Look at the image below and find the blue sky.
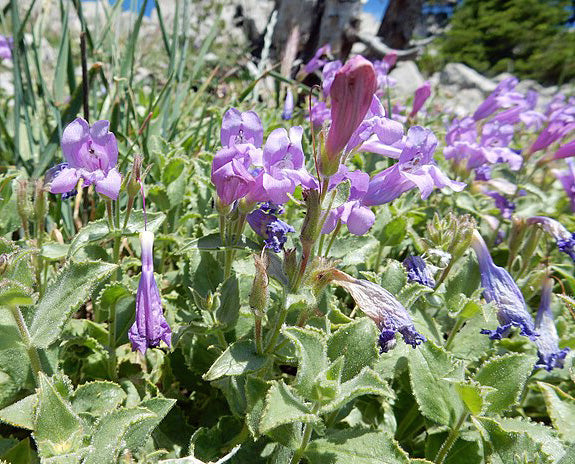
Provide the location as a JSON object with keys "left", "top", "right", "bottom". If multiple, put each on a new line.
{"left": 363, "top": 0, "right": 390, "bottom": 17}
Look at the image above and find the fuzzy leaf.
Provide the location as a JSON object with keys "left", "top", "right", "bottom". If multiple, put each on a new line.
{"left": 474, "top": 353, "right": 536, "bottom": 414}
{"left": 72, "top": 381, "right": 126, "bottom": 416}
{"left": 203, "top": 340, "right": 269, "bottom": 381}
{"left": 30, "top": 261, "right": 117, "bottom": 348}
{"left": 538, "top": 381, "right": 575, "bottom": 441}
{"left": 0, "top": 394, "right": 36, "bottom": 430}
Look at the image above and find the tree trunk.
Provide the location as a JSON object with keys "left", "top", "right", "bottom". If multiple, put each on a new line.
{"left": 377, "top": 0, "right": 423, "bottom": 49}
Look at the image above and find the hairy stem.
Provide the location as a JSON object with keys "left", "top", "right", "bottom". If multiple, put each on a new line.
{"left": 10, "top": 305, "right": 42, "bottom": 383}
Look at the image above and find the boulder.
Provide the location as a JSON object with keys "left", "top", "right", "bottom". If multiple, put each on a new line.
{"left": 440, "top": 63, "right": 496, "bottom": 95}
{"left": 388, "top": 60, "right": 425, "bottom": 96}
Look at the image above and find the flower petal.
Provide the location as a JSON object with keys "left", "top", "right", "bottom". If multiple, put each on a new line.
{"left": 94, "top": 168, "right": 122, "bottom": 200}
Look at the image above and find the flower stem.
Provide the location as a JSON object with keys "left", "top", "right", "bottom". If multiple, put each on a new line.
{"left": 444, "top": 317, "right": 464, "bottom": 351}
{"left": 323, "top": 220, "right": 341, "bottom": 257}
{"left": 108, "top": 301, "right": 118, "bottom": 380}
{"left": 290, "top": 403, "right": 320, "bottom": 464}
{"left": 254, "top": 315, "right": 263, "bottom": 354}
{"left": 264, "top": 291, "right": 288, "bottom": 353}
{"left": 122, "top": 196, "right": 135, "bottom": 230}
{"left": 106, "top": 199, "right": 114, "bottom": 231}
{"left": 9, "top": 305, "right": 42, "bottom": 383}
{"left": 435, "top": 412, "right": 468, "bottom": 464}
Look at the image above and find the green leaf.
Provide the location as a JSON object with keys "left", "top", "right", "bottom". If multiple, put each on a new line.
{"left": 83, "top": 407, "right": 156, "bottom": 464}
{"left": 327, "top": 318, "right": 379, "bottom": 382}
{"left": 558, "top": 444, "right": 575, "bottom": 464}
{"left": 30, "top": 261, "right": 118, "bottom": 348}
{"left": 0, "top": 279, "right": 34, "bottom": 307}
{"left": 216, "top": 275, "right": 240, "bottom": 330}
{"left": 33, "top": 373, "right": 83, "bottom": 458}
{"left": 72, "top": 381, "right": 127, "bottom": 416}
{"left": 0, "top": 437, "right": 37, "bottom": 464}
{"left": 283, "top": 326, "right": 329, "bottom": 399}
{"left": 305, "top": 428, "right": 410, "bottom": 464}
{"left": 320, "top": 367, "right": 392, "bottom": 414}
{"left": 474, "top": 353, "right": 536, "bottom": 414}
{"left": 0, "top": 393, "right": 36, "bottom": 429}
{"left": 123, "top": 398, "right": 176, "bottom": 452}
{"left": 203, "top": 340, "right": 269, "bottom": 381}
{"left": 331, "top": 179, "right": 351, "bottom": 209}
{"left": 259, "top": 381, "right": 319, "bottom": 435}
{"left": 538, "top": 381, "right": 575, "bottom": 441}
{"left": 473, "top": 416, "right": 553, "bottom": 464}
{"left": 41, "top": 243, "right": 70, "bottom": 261}
{"left": 408, "top": 341, "right": 466, "bottom": 426}
{"left": 452, "top": 380, "right": 493, "bottom": 416}
{"left": 189, "top": 415, "right": 243, "bottom": 462}
{"left": 379, "top": 259, "right": 408, "bottom": 295}
{"left": 379, "top": 217, "right": 407, "bottom": 246}
{"left": 245, "top": 375, "right": 271, "bottom": 438}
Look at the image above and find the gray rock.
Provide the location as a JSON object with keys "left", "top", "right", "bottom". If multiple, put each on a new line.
{"left": 440, "top": 63, "right": 496, "bottom": 94}
{"left": 388, "top": 60, "right": 425, "bottom": 96}
{"left": 439, "top": 87, "right": 484, "bottom": 118}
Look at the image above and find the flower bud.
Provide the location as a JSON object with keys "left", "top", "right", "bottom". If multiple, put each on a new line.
{"left": 283, "top": 248, "right": 298, "bottom": 287}
{"left": 127, "top": 154, "right": 143, "bottom": 198}
{"left": 34, "top": 179, "right": 46, "bottom": 226}
{"left": 249, "top": 254, "right": 269, "bottom": 316}
{"left": 299, "top": 189, "right": 322, "bottom": 249}
{"left": 16, "top": 180, "right": 31, "bottom": 237}
{"left": 321, "top": 56, "right": 376, "bottom": 177}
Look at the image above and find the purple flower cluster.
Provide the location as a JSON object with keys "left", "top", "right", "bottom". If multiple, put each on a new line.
{"left": 0, "top": 35, "right": 12, "bottom": 60}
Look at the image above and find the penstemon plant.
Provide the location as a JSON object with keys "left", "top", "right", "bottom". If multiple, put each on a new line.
{"left": 1, "top": 5, "right": 575, "bottom": 464}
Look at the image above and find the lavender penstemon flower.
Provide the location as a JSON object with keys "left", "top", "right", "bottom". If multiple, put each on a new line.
{"left": 409, "top": 81, "right": 431, "bottom": 119}
{"left": 0, "top": 35, "right": 13, "bottom": 60}
{"left": 45, "top": 118, "right": 122, "bottom": 200}
{"left": 526, "top": 216, "right": 575, "bottom": 262}
{"left": 534, "top": 277, "right": 569, "bottom": 371}
{"left": 364, "top": 126, "right": 466, "bottom": 206}
{"left": 129, "top": 230, "right": 172, "bottom": 354}
{"left": 552, "top": 159, "right": 575, "bottom": 211}
{"left": 247, "top": 202, "right": 295, "bottom": 252}
{"left": 281, "top": 89, "right": 294, "bottom": 120}
{"left": 220, "top": 107, "right": 264, "bottom": 148}
{"left": 470, "top": 230, "right": 538, "bottom": 340}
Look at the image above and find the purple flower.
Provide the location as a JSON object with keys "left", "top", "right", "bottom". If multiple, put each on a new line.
{"left": 475, "top": 165, "right": 492, "bottom": 181}
{"left": 321, "top": 60, "right": 343, "bottom": 96}
{"left": 526, "top": 216, "right": 575, "bottom": 263}
{"left": 129, "top": 231, "right": 172, "bottom": 354}
{"left": 247, "top": 126, "right": 317, "bottom": 204}
{"left": 247, "top": 202, "right": 295, "bottom": 252}
{"left": 364, "top": 126, "right": 466, "bottom": 206}
{"left": 0, "top": 35, "right": 13, "bottom": 60}
{"left": 534, "top": 277, "right": 569, "bottom": 371}
{"left": 322, "top": 165, "right": 374, "bottom": 236}
{"left": 304, "top": 43, "right": 331, "bottom": 73}
{"left": 552, "top": 138, "right": 575, "bottom": 160}
{"left": 483, "top": 190, "right": 515, "bottom": 219}
{"left": 281, "top": 89, "right": 294, "bottom": 120}
{"left": 220, "top": 108, "right": 264, "bottom": 148}
{"left": 529, "top": 103, "right": 575, "bottom": 155}
{"left": 330, "top": 271, "right": 426, "bottom": 353}
{"left": 403, "top": 256, "right": 435, "bottom": 288}
{"left": 409, "top": 81, "right": 431, "bottom": 119}
{"left": 470, "top": 231, "right": 538, "bottom": 341}
{"left": 552, "top": 159, "right": 575, "bottom": 211}
{"left": 323, "top": 56, "right": 377, "bottom": 174}
{"left": 473, "top": 76, "right": 518, "bottom": 121}
{"left": 310, "top": 98, "right": 330, "bottom": 130}
{"left": 211, "top": 143, "right": 261, "bottom": 206}
{"left": 45, "top": 118, "right": 121, "bottom": 200}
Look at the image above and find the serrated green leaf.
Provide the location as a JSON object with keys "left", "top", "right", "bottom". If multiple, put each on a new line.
{"left": 40, "top": 243, "right": 70, "bottom": 261}
{"left": 123, "top": 398, "right": 176, "bottom": 452}
{"left": 33, "top": 373, "right": 83, "bottom": 458}
{"left": 331, "top": 179, "right": 351, "bottom": 209}
{"left": 0, "top": 394, "right": 36, "bottom": 429}
{"left": 0, "top": 279, "right": 34, "bottom": 307}
{"left": 283, "top": 326, "right": 329, "bottom": 399}
{"left": 203, "top": 340, "right": 269, "bottom": 381}
{"left": 452, "top": 380, "right": 493, "bottom": 416}
{"left": 30, "top": 261, "right": 118, "bottom": 348}
{"left": 216, "top": 275, "right": 240, "bottom": 330}
{"left": 72, "top": 381, "right": 126, "bottom": 416}
{"left": 245, "top": 375, "right": 271, "bottom": 438}
{"left": 327, "top": 318, "right": 379, "bottom": 382}
{"left": 83, "top": 407, "right": 156, "bottom": 464}
{"left": 473, "top": 416, "right": 553, "bottom": 464}
{"left": 409, "top": 341, "right": 466, "bottom": 426}
{"left": 538, "top": 381, "right": 575, "bottom": 441}
{"left": 474, "top": 353, "right": 536, "bottom": 414}
{"left": 379, "top": 217, "right": 407, "bottom": 246}
{"left": 305, "top": 428, "right": 410, "bottom": 464}
{"left": 259, "top": 381, "right": 319, "bottom": 435}
{"left": 320, "top": 367, "right": 392, "bottom": 414}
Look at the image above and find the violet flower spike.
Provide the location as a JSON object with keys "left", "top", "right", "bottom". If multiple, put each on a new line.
{"left": 129, "top": 231, "right": 172, "bottom": 354}
{"left": 470, "top": 230, "right": 538, "bottom": 341}
{"left": 45, "top": 118, "right": 121, "bottom": 200}
{"left": 534, "top": 277, "right": 569, "bottom": 371}
{"left": 526, "top": 216, "right": 575, "bottom": 263}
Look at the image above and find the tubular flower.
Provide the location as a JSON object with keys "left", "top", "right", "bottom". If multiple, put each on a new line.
{"left": 220, "top": 107, "right": 264, "bottom": 148}
{"left": 328, "top": 269, "right": 425, "bottom": 353}
{"left": 534, "top": 278, "right": 570, "bottom": 371}
{"left": 304, "top": 43, "right": 331, "bottom": 73}
{"left": 473, "top": 76, "right": 518, "bottom": 121}
{"left": 129, "top": 231, "right": 172, "bottom": 354}
{"left": 403, "top": 256, "right": 435, "bottom": 288}
{"left": 281, "top": 89, "right": 294, "bottom": 120}
{"left": 409, "top": 81, "right": 431, "bottom": 119}
{"left": 526, "top": 216, "right": 575, "bottom": 262}
{"left": 552, "top": 159, "right": 575, "bottom": 211}
{"left": 470, "top": 231, "right": 538, "bottom": 341}
{"left": 322, "top": 55, "right": 377, "bottom": 175}
{"left": 46, "top": 118, "right": 121, "bottom": 200}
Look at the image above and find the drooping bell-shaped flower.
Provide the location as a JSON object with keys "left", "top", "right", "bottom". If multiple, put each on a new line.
{"left": 247, "top": 202, "right": 295, "bottom": 253}
{"left": 45, "top": 118, "right": 121, "bottom": 200}
{"left": 534, "top": 277, "right": 570, "bottom": 371}
{"left": 470, "top": 230, "right": 538, "bottom": 340}
{"left": 129, "top": 231, "right": 172, "bottom": 354}
{"left": 328, "top": 269, "right": 426, "bottom": 353}
{"left": 322, "top": 56, "right": 377, "bottom": 176}
{"left": 526, "top": 216, "right": 575, "bottom": 262}
{"left": 403, "top": 255, "right": 436, "bottom": 288}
